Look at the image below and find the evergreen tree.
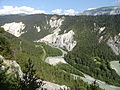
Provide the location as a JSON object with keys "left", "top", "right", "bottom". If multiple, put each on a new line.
{"left": 20, "top": 58, "right": 44, "bottom": 90}
{"left": 0, "top": 58, "right": 20, "bottom": 90}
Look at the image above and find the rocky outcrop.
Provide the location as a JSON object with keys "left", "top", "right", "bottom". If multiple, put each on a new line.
{"left": 37, "top": 80, "right": 70, "bottom": 90}
{"left": 49, "top": 16, "right": 65, "bottom": 28}
{"left": 35, "top": 16, "right": 77, "bottom": 51}
{"left": 99, "top": 27, "right": 105, "bottom": 34}
{"left": 38, "top": 30, "right": 77, "bottom": 51}
{"left": 1, "top": 22, "right": 26, "bottom": 37}
{"left": 0, "top": 55, "right": 23, "bottom": 78}
{"left": 107, "top": 34, "right": 120, "bottom": 55}
{"left": 34, "top": 26, "right": 41, "bottom": 32}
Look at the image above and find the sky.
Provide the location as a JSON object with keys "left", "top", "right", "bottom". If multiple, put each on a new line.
{"left": 0, "top": 0, "right": 120, "bottom": 15}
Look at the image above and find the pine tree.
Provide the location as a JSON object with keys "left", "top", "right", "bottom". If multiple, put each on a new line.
{"left": 0, "top": 58, "right": 20, "bottom": 90}
{"left": 20, "top": 58, "right": 44, "bottom": 90}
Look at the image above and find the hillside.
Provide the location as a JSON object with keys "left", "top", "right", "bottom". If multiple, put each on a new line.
{"left": 0, "top": 13, "right": 120, "bottom": 89}
{"left": 0, "top": 27, "right": 98, "bottom": 90}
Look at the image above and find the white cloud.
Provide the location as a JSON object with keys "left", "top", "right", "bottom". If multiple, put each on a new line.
{"left": 52, "top": 9, "right": 62, "bottom": 14}
{"left": 87, "top": 8, "right": 96, "bottom": 10}
{"left": 0, "top": 6, "right": 46, "bottom": 15}
{"left": 64, "top": 9, "right": 78, "bottom": 15}
{"left": 0, "top": 6, "right": 79, "bottom": 16}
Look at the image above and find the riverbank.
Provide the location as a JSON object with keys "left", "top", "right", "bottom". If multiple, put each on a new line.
{"left": 44, "top": 44, "right": 120, "bottom": 90}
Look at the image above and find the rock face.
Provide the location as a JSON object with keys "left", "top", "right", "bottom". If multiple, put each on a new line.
{"left": 80, "top": 6, "right": 120, "bottom": 15}
{"left": 38, "top": 81, "right": 70, "bottom": 90}
{"left": 34, "top": 26, "right": 41, "bottom": 32}
{"left": 99, "top": 27, "right": 105, "bottom": 34}
{"left": 49, "top": 16, "right": 64, "bottom": 28}
{"left": 0, "top": 55, "right": 23, "bottom": 78}
{"left": 38, "top": 30, "right": 77, "bottom": 51}
{"left": 36, "top": 16, "right": 76, "bottom": 51}
{"left": 107, "top": 34, "right": 120, "bottom": 55}
{"left": 94, "top": 23, "right": 120, "bottom": 55}
{"left": 1, "top": 22, "right": 26, "bottom": 37}
{"left": 35, "top": 16, "right": 77, "bottom": 51}
{"left": 93, "top": 23, "right": 120, "bottom": 55}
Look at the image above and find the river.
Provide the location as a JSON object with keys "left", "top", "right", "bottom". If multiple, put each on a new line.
{"left": 45, "top": 44, "right": 120, "bottom": 90}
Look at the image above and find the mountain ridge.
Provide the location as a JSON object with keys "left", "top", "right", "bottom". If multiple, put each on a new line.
{"left": 79, "top": 6, "right": 120, "bottom": 15}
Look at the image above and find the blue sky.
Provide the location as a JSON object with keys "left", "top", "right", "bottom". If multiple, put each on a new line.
{"left": 0, "top": 0, "right": 119, "bottom": 15}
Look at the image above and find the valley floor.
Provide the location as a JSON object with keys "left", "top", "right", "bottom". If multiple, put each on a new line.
{"left": 44, "top": 44, "right": 120, "bottom": 90}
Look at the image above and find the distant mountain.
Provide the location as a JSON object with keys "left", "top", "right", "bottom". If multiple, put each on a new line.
{"left": 79, "top": 6, "right": 120, "bottom": 15}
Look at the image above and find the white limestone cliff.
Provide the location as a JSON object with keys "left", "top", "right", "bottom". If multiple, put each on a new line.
{"left": 35, "top": 16, "right": 76, "bottom": 51}
{"left": 99, "top": 27, "right": 105, "bottom": 34}
{"left": 36, "top": 30, "right": 77, "bottom": 51}
{"left": 107, "top": 34, "right": 120, "bottom": 55}
{"left": 0, "top": 55, "right": 23, "bottom": 79}
{"left": 1, "top": 22, "right": 26, "bottom": 37}
{"left": 34, "top": 26, "right": 41, "bottom": 32}
{"left": 37, "top": 80, "right": 70, "bottom": 90}
{"left": 49, "top": 16, "right": 65, "bottom": 28}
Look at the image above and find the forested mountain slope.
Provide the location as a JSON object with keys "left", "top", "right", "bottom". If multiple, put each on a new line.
{"left": 63, "top": 15, "right": 120, "bottom": 86}
{"left": 0, "top": 14, "right": 120, "bottom": 88}
{"left": 0, "top": 27, "right": 97, "bottom": 90}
